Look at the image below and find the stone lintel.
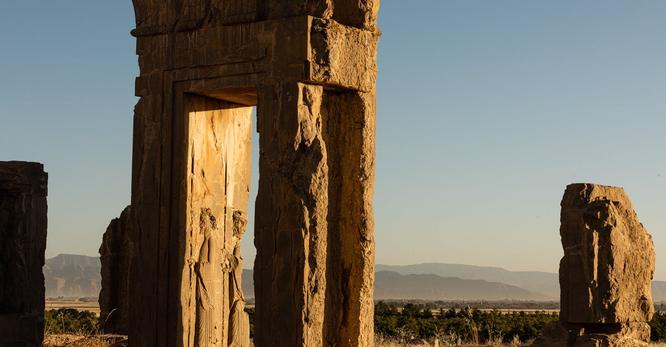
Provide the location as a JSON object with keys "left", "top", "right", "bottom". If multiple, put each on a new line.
{"left": 133, "top": 16, "right": 378, "bottom": 98}
{"left": 131, "top": 0, "right": 379, "bottom": 36}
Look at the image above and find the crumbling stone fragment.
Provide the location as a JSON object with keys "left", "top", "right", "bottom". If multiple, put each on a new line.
{"left": 534, "top": 183, "right": 655, "bottom": 347}
{"left": 99, "top": 205, "right": 133, "bottom": 334}
{"left": 0, "top": 161, "right": 48, "bottom": 347}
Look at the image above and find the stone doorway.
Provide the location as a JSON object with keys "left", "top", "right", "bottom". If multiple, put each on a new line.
{"left": 179, "top": 93, "right": 254, "bottom": 345}
{"left": 127, "top": 2, "right": 380, "bottom": 345}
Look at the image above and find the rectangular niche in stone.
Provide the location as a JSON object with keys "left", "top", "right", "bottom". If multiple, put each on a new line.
{"left": 0, "top": 161, "right": 48, "bottom": 347}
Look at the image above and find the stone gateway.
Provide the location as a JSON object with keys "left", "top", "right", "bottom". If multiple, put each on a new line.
{"left": 127, "top": 1, "right": 380, "bottom": 346}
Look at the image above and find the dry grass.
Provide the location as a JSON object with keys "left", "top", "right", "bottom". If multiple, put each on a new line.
{"left": 43, "top": 334, "right": 126, "bottom": 347}
{"left": 375, "top": 335, "right": 524, "bottom": 346}
{"left": 41, "top": 335, "right": 666, "bottom": 347}
{"left": 376, "top": 338, "right": 666, "bottom": 346}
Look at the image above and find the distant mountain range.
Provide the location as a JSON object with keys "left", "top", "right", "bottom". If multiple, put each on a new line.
{"left": 44, "top": 255, "right": 666, "bottom": 302}
{"left": 374, "top": 271, "right": 551, "bottom": 300}
{"left": 376, "top": 263, "right": 560, "bottom": 299}
{"left": 44, "top": 254, "right": 101, "bottom": 298}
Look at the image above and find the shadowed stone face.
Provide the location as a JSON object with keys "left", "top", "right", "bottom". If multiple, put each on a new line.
{"left": 0, "top": 161, "right": 47, "bottom": 347}
{"left": 99, "top": 206, "right": 133, "bottom": 334}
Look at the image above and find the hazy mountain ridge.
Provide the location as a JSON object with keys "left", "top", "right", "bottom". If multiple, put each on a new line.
{"left": 241, "top": 269, "right": 547, "bottom": 300}
{"left": 44, "top": 254, "right": 100, "bottom": 298}
{"left": 44, "top": 255, "right": 666, "bottom": 302}
{"left": 376, "top": 263, "right": 560, "bottom": 299}
{"left": 376, "top": 263, "right": 666, "bottom": 302}
{"left": 374, "top": 271, "right": 549, "bottom": 300}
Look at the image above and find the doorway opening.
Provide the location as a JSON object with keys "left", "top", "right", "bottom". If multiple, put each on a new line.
{"left": 180, "top": 90, "right": 258, "bottom": 342}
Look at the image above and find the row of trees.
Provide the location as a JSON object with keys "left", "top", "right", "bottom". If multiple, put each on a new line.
{"left": 375, "top": 302, "right": 557, "bottom": 344}
{"left": 43, "top": 304, "right": 666, "bottom": 344}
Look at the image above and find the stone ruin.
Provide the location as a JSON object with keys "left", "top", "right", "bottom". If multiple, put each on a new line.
{"left": 0, "top": 3, "right": 661, "bottom": 347}
{"left": 99, "top": 205, "right": 133, "bottom": 334}
{"left": 534, "top": 183, "right": 655, "bottom": 347}
{"left": 0, "top": 162, "right": 48, "bottom": 347}
{"left": 104, "top": 0, "right": 382, "bottom": 346}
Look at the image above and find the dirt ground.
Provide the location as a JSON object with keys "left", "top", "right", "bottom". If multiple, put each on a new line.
{"left": 43, "top": 335, "right": 126, "bottom": 347}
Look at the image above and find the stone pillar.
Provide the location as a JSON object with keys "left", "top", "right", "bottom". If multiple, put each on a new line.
{"left": 99, "top": 205, "right": 133, "bottom": 334}
{"left": 128, "top": 1, "right": 379, "bottom": 346}
{"left": 535, "top": 183, "right": 655, "bottom": 347}
{"left": 254, "top": 83, "right": 375, "bottom": 346}
{"left": 0, "top": 161, "right": 48, "bottom": 347}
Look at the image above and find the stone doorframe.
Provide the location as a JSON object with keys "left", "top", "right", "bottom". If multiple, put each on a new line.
{"left": 129, "top": 2, "right": 380, "bottom": 346}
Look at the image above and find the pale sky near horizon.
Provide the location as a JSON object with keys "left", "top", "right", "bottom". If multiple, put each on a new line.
{"left": 1, "top": 2, "right": 665, "bottom": 278}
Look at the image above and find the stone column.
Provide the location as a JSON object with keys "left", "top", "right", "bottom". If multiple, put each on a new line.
{"left": 0, "top": 161, "right": 48, "bottom": 347}
{"left": 534, "top": 183, "right": 655, "bottom": 347}
{"left": 253, "top": 83, "right": 329, "bottom": 346}
{"left": 254, "top": 83, "right": 375, "bottom": 347}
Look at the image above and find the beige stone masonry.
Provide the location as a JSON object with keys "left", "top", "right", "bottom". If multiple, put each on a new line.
{"left": 127, "top": 1, "right": 380, "bottom": 346}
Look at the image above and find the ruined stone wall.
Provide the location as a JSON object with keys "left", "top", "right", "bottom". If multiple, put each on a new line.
{"left": 99, "top": 205, "right": 133, "bottom": 334}
{"left": 0, "top": 161, "right": 47, "bottom": 347}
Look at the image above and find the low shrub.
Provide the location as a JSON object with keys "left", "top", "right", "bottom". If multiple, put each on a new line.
{"left": 44, "top": 308, "right": 99, "bottom": 335}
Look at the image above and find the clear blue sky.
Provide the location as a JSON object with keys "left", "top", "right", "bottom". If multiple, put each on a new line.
{"left": 1, "top": 1, "right": 665, "bottom": 278}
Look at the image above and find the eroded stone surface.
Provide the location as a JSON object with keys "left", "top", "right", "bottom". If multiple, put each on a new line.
{"left": 129, "top": 1, "right": 379, "bottom": 346}
{"left": 99, "top": 206, "right": 133, "bottom": 334}
{"left": 0, "top": 161, "right": 48, "bottom": 347}
{"left": 560, "top": 184, "right": 655, "bottom": 326}
{"left": 180, "top": 95, "right": 252, "bottom": 347}
{"left": 253, "top": 83, "right": 376, "bottom": 347}
{"left": 534, "top": 183, "right": 655, "bottom": 347}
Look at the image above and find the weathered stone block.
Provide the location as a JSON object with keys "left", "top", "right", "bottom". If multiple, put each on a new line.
{"left": 262, "top": 0, "right": 380, "bottom": 30}
{"left": 99, "top": 205, "right": 133, "bottom": 334}
{"left": 560, "top": 184, "right": 655, "bottom": 325}
{"left": 534, "top": 183, "right": 655, "bottom": 347}
{"left": 0, "top": 161, "right": 47, "bottom": 347}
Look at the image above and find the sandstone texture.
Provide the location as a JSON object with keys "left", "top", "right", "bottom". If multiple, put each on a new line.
{"left": 534, "top": 183, "right": 655, "bottom": 347}
{"left": 180, "top": 95, "right": 252, "bottom": 347}
{"left": 128, "top": 0, "right": 379, "bottom": 345}
{"left": 99, "top": 205, "right": 133, "bottom": 334}
{"left": 0, "top": 161, "right": 48, "bottom": 347}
